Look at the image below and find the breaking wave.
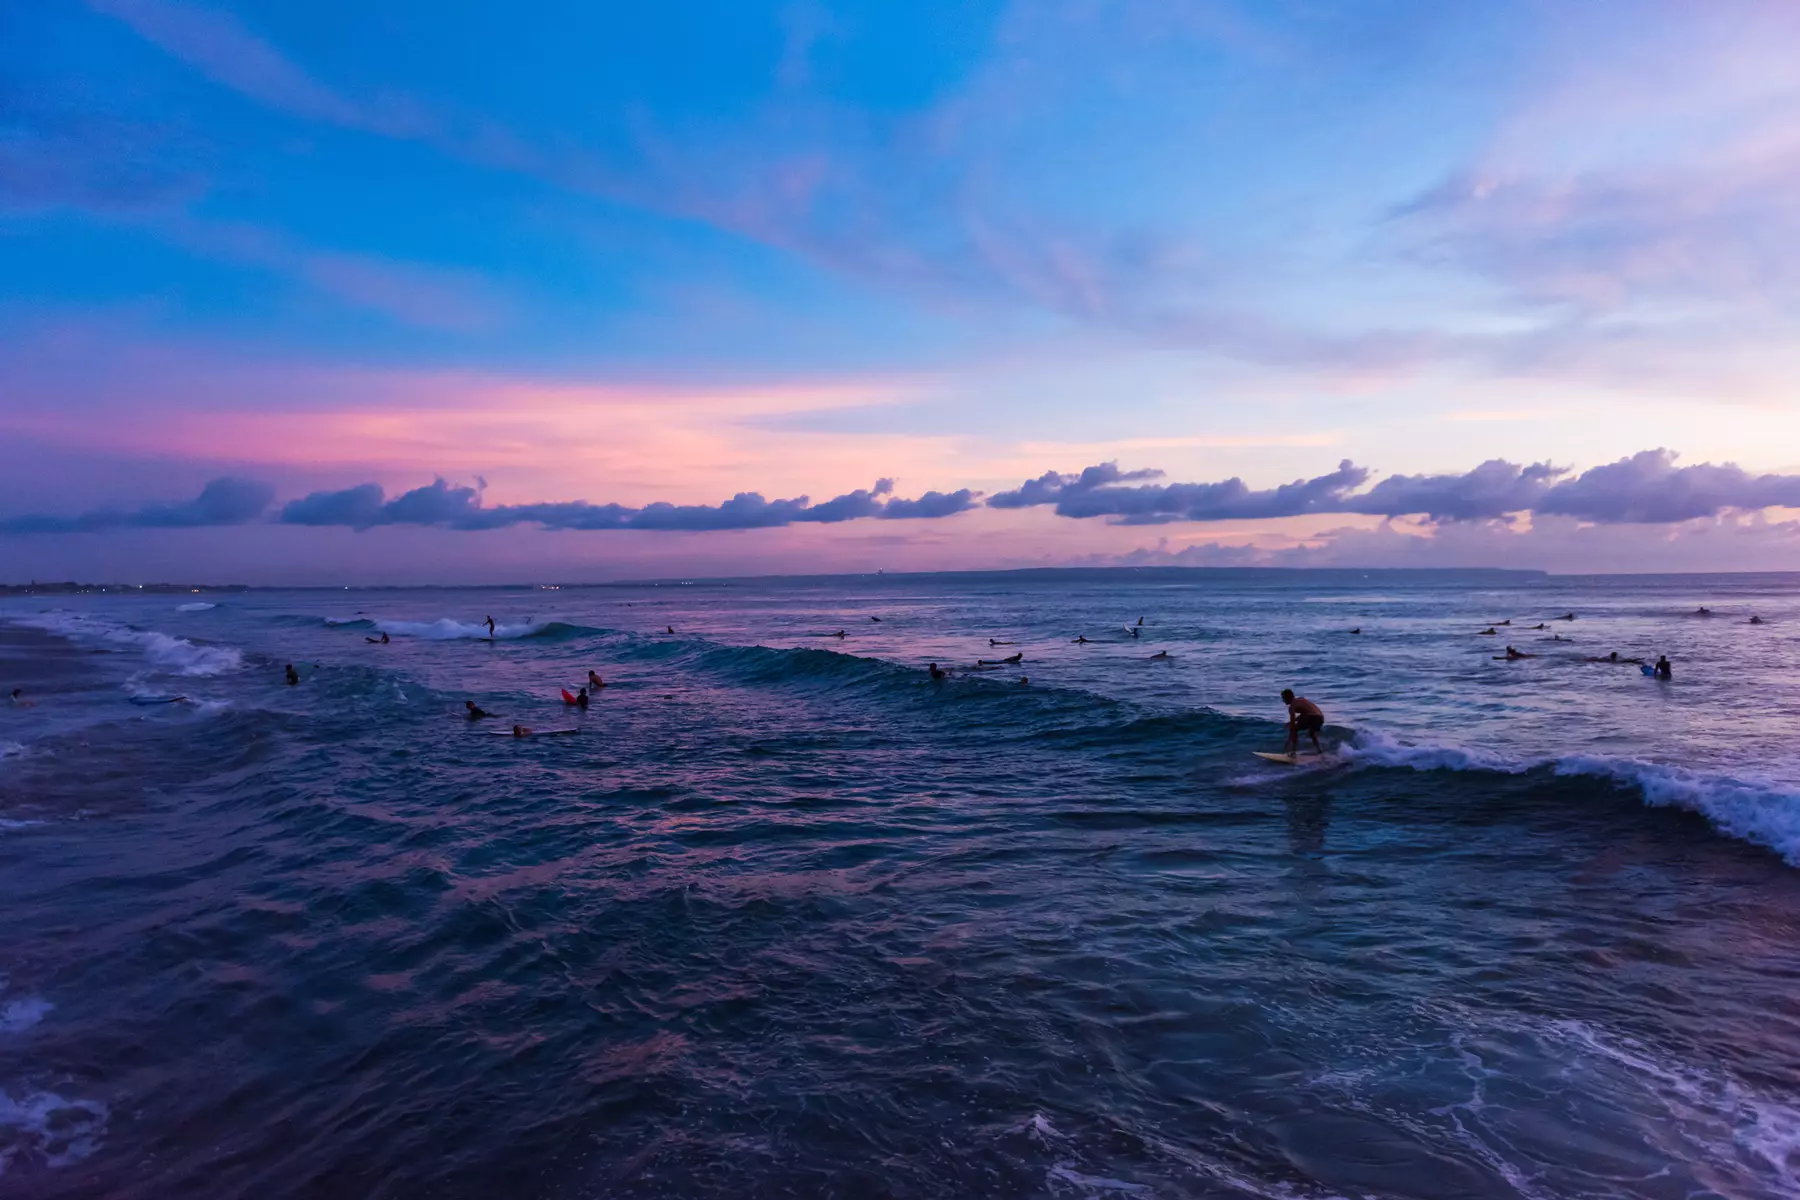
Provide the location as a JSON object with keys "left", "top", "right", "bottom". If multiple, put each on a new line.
{"left": 1343, "top": 730, "right": 1800, "bottom": 866}
{"left": 8, "top": 612, "right": 242, "bottom": 677}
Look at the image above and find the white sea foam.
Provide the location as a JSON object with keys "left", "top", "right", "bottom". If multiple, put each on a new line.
{"left": 1046, "top": 1165, "right": 1152, "bottom": 1193}
{"left": 0, "top": 1088, "right": 107, "bottom": 1175}
{"left": 381, "top": 617, "right": 555, "bottom": 641}
{"left": 0, "top": 998, "right": 51, "bottom": 1034}
{"left": 0, "top": 742, "right": 27, "bottom": 762}
{"left": 0, "top": 818, "right": 46, "bottom": 831}
{"left": 12, "top": 612, "right": 242, "bottom": 676}
{"left": 175, "top": 601, "right": 216, "bottom": 612}
{"left": 1343, "top": 730, "right": 1800, "bottom": 865}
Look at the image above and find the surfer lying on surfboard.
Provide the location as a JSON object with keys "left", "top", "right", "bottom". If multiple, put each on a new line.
{"left": 1282, "top": 689, "right": 1325, "bottom": 756}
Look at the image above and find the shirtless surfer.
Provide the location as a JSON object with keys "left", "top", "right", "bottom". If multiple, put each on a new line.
{"left": 1281, "top": 690, "right": 1325, "bottom": 756}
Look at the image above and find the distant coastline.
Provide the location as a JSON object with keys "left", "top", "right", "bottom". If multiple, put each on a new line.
{"left": 0, "top": 582, "right": 251, "bottom": 596}
{"left": 9, "top": 566, "right": 1800, "bottom": 592}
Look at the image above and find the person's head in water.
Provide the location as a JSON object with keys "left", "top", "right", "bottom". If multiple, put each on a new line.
{"left": 1281, "top": 689, "right": 1295, "bottom": 703}
{"left": 285, "top": 663, "right": 299, "bottom": 685}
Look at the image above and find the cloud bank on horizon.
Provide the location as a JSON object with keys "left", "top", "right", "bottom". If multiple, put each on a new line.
{"left": 5, "top": 1, "right": 1800, "bottom": 577}
{"left": 8, "top": 452, "right": 1798, "bottom": 542}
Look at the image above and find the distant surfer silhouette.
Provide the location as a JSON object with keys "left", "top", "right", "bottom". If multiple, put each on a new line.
{"left": 285, "top": 663, "right": 299, "bottom": 686}
{"left": 485, "top": 615, "right": 496, "bottom": 639}
{"left": 465, "top": 700, "right": 493, "bottom": 720}
{"left": 928, "top": 663, "right": 946, "bottom": 680}
{"left": 588, "top": 670, "right": 606, "bottom": 689}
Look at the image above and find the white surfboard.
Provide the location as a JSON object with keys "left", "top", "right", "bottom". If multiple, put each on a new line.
{"left": 1252, "top": 751, "right": 1300, "bottom": 764}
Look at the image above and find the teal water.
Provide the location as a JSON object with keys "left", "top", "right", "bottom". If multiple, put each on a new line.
{"left": 2, "top": 570, "right": 1798, "bottom": 1197}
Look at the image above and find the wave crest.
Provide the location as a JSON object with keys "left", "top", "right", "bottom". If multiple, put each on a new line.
{"left": 1345, "top": 731, "right": 1800, "bottom": 865}
{"left": 10, "top": 613, "right": 242, "bottom": 677}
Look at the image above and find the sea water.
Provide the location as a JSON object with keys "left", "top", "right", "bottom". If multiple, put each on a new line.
{"left": 1, "top": 569, "right": 1797, "bottom": 1197}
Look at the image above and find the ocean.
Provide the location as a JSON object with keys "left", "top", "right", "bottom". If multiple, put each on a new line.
{"left": 1, "top": 569, "right": 1797, "bottom": 1198}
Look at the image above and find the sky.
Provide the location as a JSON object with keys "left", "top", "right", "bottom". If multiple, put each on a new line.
{"left": 5, "top": 0, "right": 1800, "bottom": 583}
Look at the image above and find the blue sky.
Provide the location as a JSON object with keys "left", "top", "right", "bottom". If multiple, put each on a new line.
{"left": 5, "top": 0, "right": 1800, "bottom": 581}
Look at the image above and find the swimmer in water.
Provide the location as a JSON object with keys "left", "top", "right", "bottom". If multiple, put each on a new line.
{"left": 833, "top": 630, "right": 846, "bottom": 639}
{"left": 1137, "top": 617, "right": 1144, "bottom": 627}
{"left": 1529, "top": 623, "right": 1547, "bottom": 630}
{"left": 1001, "top": 652, "right": 1022, "bottom": 664}
{"left": 1130, "top": 627, "right": 1140, "bottom": 638}
{"left": 871, "top": 616, "right": 882, "bottom": 622}
{"left": 1150, "top": 650, "right": 1170, "bottom": 659}
{"left": 1695, "top": 606, "right": 1712, "bottom": 616}
{"left": 1477, "top": 627, "right": 1497, "bottom": 636}
{"left": 576, "top": 687, "right": 589, "bottom": 710}
{"left": 364, "top": 632, "right": 390, "bottom": 644}
{"left": 285, "top": 663, "right": 299, "bottom": 686}
{"left": 465, "top": 700, "right": 494, "bottom": 720}
{"left": 1559, "top": 613, "right": 1575, "bottom": 621}
{"left": 666, "top": 626, "right": 675, "bottom": 635}
{"left": 1500, "top": 646, "right": 1533, "bottom": 660}
{"left": 511, "top": 724, "right": 532, "bottom": 738}
{"left": 1750, "top": 615, "right": 1765, "bottom": 625}
{"left": 989, "top": 639, "right": 1014, "bottom": 646}
{"left": 1655, "top": 655, "right": 1672, "bottom": 680}
{"left": 9, "top": 688, "right": 34, "bottom": 707}
{"left": 1281, "top": 690, "right": 1325, "bottom": 756}
{"left": 1496, "top": 619, "right": 1512, "bottom": 626}
{"left": 928, "top": 663, "right": 947, "bottom": 680}
{"left": 1349, "top": 627, "right": 1361, "bottom": 635}
{"left": 1073, "top": 635, "right": 1090, "bottom": 644}
{"left": 1018, "top": 676, "right": 1029, "bottom": 685}
{"left": 588, "top": 670, "right": 605, "bottom": 689}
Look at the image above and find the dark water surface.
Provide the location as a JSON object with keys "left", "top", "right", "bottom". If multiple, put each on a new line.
{"left": 2, "top": 571, "right": 1798, "bottom": 1198}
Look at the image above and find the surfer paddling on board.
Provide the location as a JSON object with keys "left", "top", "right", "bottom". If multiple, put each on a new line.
{"left": 465, "top": 700, "right": 494, "bottom": 720}
{"left": 1281, "top": 690, "right": 1325, "bottom": 756}
{"left": 588, "top": 670, "right": 606, "bottom": 689}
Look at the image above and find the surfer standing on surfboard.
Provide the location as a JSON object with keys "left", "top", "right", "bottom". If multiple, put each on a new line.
{"left": 1281, "top": 689, "right": 1325, "bottom": 756}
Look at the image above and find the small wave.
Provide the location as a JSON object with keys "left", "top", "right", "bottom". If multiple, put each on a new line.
{"left": 0, "top": 997, "right": 50, "bottom": 1034}
{"left": 1343, "top": 731, "right": 1800, "bottom": 865}
{"left": 0, "top": 1087, "right": 107, "bottom": 1175}
{"left": 175, "top": 601, "right": 216, "bottom": 612}
{"left": 321, "top": 616, "right": 374, "bottom": 628}
{"left": 12, "top": 613, "right": 241, "bottom": 677}
{"left": 377, "top": 617, "right": 592, "bottom": 641}
{"left": 0, "top": 742, "right": 27, "bottom": 762}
